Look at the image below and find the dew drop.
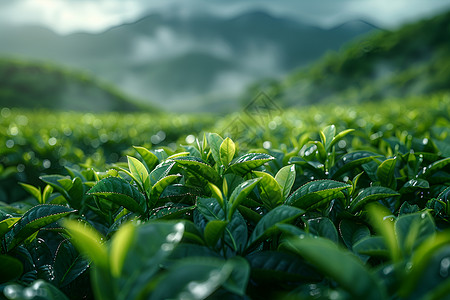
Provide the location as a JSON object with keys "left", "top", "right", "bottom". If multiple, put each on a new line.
{"left": 440, "top": 257, "right": 450, "bottom": 278}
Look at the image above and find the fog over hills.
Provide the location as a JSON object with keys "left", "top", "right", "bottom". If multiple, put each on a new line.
{"left": 0, "top": 10, "right": 378, "bottom": 112}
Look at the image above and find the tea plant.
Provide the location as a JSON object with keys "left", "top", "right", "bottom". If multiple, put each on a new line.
{"left": 0, "top": 122, "right": 449, "bottom": 299}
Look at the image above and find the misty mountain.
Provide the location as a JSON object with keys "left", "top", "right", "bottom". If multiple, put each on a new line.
{"left": 252, "top": 10, "right": 450, "bottom": 107}
{"left": 0, "top": 10, "right": 377, "bottom": 112}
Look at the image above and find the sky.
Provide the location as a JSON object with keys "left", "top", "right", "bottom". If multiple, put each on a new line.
{"left": 1, "top": 0, "right": 450, "bottom": 34}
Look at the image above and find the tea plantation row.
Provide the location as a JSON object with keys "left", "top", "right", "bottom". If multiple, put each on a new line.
{"left": 0, "top": 93, "right": 449, "bottom": 299}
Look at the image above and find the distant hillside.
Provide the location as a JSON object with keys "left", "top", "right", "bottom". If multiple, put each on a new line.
{"left": 0, "top": 59, "right": 152, "bottom": 112}
{"left": 254, "top": 10, "right": 450, "bottom": 106}
{"left": 0, "top": 10, "right": 377, "bottom": 112}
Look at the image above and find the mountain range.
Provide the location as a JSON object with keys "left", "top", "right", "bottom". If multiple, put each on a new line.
{"left": 0, "top": 10, "right": 378, "bottom": 112}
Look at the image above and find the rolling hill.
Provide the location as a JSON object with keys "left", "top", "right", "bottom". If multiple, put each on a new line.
{"left": 0, "top": 59, "right": 152, "bottom": 112}
{"left": 252, "top": 10, "right": 450, "bottom": 107}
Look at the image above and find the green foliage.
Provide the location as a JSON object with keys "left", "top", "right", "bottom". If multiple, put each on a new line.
{"left": 1, "top": 107, "right": 450, "bottom": 299}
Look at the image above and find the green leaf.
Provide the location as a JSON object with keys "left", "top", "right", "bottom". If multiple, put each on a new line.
{"left": 133, "top": 146, "right": 159, "bottom": 171}
{"left": 42, "top": 184, "right": 54, "bottom": 204}
{"left": 376, "top": 157, "right": 397, "bottom": 189}
{"left": 173, "top": 156, "right": 220, "bottom": 184}
{"left": 0, "top": 255, "right": 23, "bottom": 283}
{"left": 395, "top": 211, "right": 435, "bottom": 256}
{"left": 110, "top": 222, "right": 136, "bottom": 277}
{"left": 419, "top": 157, "right": 450, "bottom": 178}
{"left": 207, "top": 133, "right": 224, "bottom": 166}
{"left": 284, "top": 235, "right": 386, "bottom": 300}
{"left": 247, "top": 205, "right": 304, "bottom": 250}
{"left": 275, "top": 165, "right": 296, "bottom": 200}
{"left": 228, "top": 178, "right": 261, "bottom": 220}
{"left": 0, "top": 217, "right": 20, "bottom": 239}
{"left": 353, "top": 236, "right": 389, "bottom": 257}
{"left": 127, "top": 156, "right": 150, "bottom": 193}
{"left": 149, "top": 257, "right": 233, "bottom": 300}
{"left": 88, "top": 177, "right": 146, "bottom": 214}
{"left": 339, "top": 219, "right": 370, "bottom": 250}
{"left": 367, "top": 204, "right": 400, "bottom": 262}
{"left": 220, "top": 137, "right": 236, "bottom": 167}
{"left": 63, "top": 219, "right": 108, "bottom": 270}
{"left": 224, "top": 210, "right": 248, "bottom": 253}
{"left": 223, "top": 256, "right": 250, "bottom": 296}
{"left": 19, "top": 183, "right": 41, "bottom": 203}
{"left": 247, "top": 250, "right": 321, "bottom": 282}
{"left": 285, "top": 180, "right": 351, "bottom": 210}
{"left": 307, "top": 217, "right": 338, "bottom": 243}
{"left": 320, "top": 125, "right": 336, "bottom": 152}
{"left": 115, "top": 222, "right": 185, "bottom": 300}
{"left": 399, "top": 230, "right": 450, "bottom": 298}
{"left": 400, "top": 178, "right": 429, "bottom": 194}
{"left": 329, "top": 151, "right": 380, "bottom": 179}
{"left": 197, "top": 197, "right": 225, "bottom": 222}
{"left": 53, "top": 239, "right": 90, "bottom": 287}
{"left": 150, "top": 174, "right": 181, "bottom": 206}
{"left": 148, "top": 161, "right": 175, "bottom": 187}
{"left": 40, "top": 175, "right": 71, "bottom": 201}
{"left": 149, "top": 203, "right": 195, "bottom": 221}
{"left": 204, "top": 220, "right": 228, "bottom": 248}
{"left": 329, "top": 128, "right": 355, "bottom": 150}
{"left": 253, "top": 171, "right": 283, "bottom": 210}
{"left": 6, "top": 204, "right": 76, "bottom": 252}
{"left": 228, "top": 153, "right": 274, "bottom": 175}
{"left": 349, "top": 186, "right": 399, "bottom": 213}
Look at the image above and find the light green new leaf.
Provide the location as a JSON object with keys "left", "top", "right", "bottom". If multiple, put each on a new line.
{"left": 207, "top": 133, "right": 224, "bottom": 166}
{"left": 275, "top": 165, "right": 296, "bottom": 200}
{"left": 110, "top": 222, "right": 136, "bottom": 277}
{"left": 220, "top": 137, "right": 236, "bottom": 167}
{"left": 228, "top": 178, "right": 261, "bottom": 220}
{"left": 127, "top": 156, "right": 150, "bottom": 193}
{"left": 253, "top": 171, "right": 283, "bottom": 210}
{"left": 133, "top": 146, "right": 159, "bottom": 171}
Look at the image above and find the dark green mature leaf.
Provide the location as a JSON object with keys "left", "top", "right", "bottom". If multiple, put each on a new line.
{"left": 349, "top": 187, "right": 399, "bottom": 213}
{"left": 275, "top": 165, "right": 296, "bottom": 200}
{"left": 53, "top": 239, "right": 89, "bottom": 287}
{"left": 400, "top": 178, "right": 430, "bottom": 193}
{"left": 197, "top": 197, "right": 224, "bottom": 221}
{"left": 339, "top": 219, "right": 371, "bottom": 250}
{"left": 150, "top": 174, "right": 181, "bottom": 206}
{"left": 115, "top": 222, "right": 185, "bottom": 300}
{"left": 247, "top": 251, "right": 321, "bottom": 282}
{"left": 148, "top": 257, "right": 233, "bottom": 300}
{"left": 329, "top": 151, "right": 380, "bottom": 179}
{"left": 228, "top": 153, "right": 274, "bottom": 175}
{"left": 149, "top": 203, "right": 194, "bottom": 220}
{"left": 307, "top": 217, "right": 338, "bottom": 243}
{"left": 0, "top": 255, "right": 23, "bottom": 283}
{"left": 253, "top": 171, "right": 283, "bottom": 210}
{"left": 173, "top": 156, "right": 220, "bottom": 184}
{"left": 149, "top": 161, "right": 175, "bottom": 186}
{"left": 395, "top": 211, "right": 435, "bottom": 255}
{"left": 353, "top": 236, "right": 389, "bottom": 257}
{"left": 6, "top": 205, "right": 76, "bottom": 252}
{"left": 247, "top": 205, "right": 304, "bottom": 250}
{"left": 223, "top": 256, "right": 250, "bottom": 296}
{"left": 284, "top": 235, "right": 386, "bottom": 300}
{"left": 224, "top": 210, "right": 248, "bottom": 254}
{"left": 88, "top": 177, "right": 145, "bottom": 214}
{"left": 376, "top": 157, "right": 397, "bottom": 189}
{"left": 285, "top": 180, "right": 351, "bottom": 210}
{"left": 419, "top": 157, "right": 450, "bottom": 178}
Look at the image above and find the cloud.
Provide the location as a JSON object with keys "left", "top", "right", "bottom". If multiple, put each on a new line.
{"left": 0, "top": 0, "right": 449, "bottom": 34}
